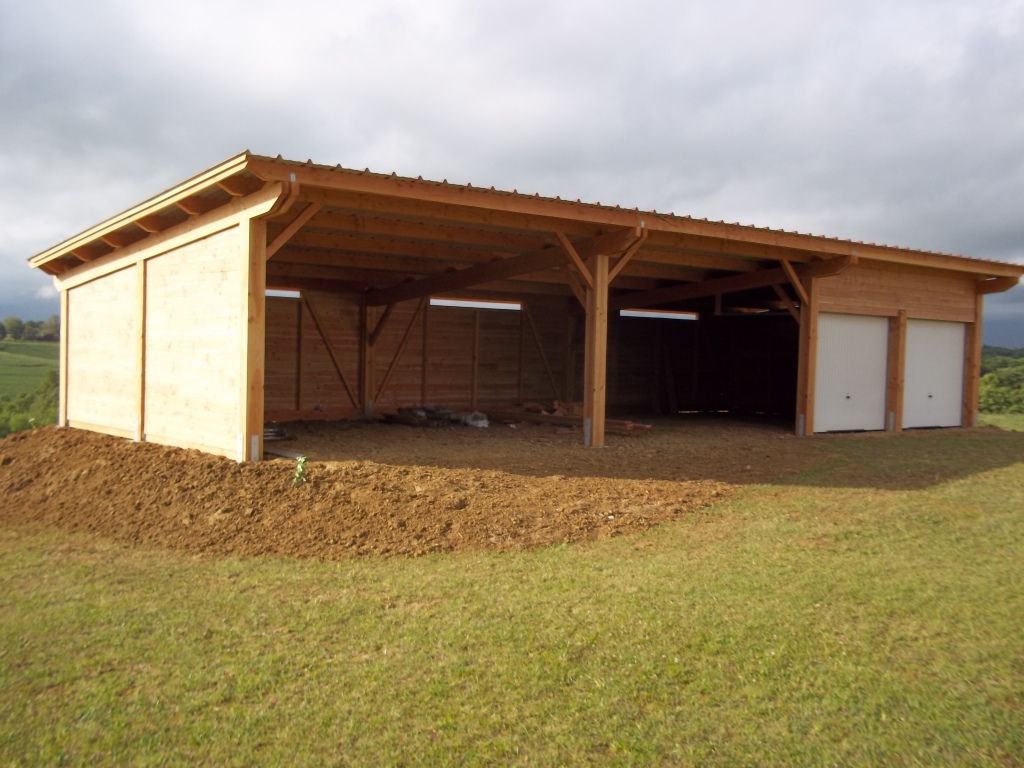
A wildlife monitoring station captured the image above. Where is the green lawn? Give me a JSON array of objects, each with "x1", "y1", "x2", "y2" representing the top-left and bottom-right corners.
[
  {"x1": 2, "y1": 430, "x2": 1023, "y2": 765},
  {"x1": 0, "y1": 340, "x2": 58, "y2": 399},
  {"x1": 981, "y1": 412, "x2": 1024, "y2": 431}
]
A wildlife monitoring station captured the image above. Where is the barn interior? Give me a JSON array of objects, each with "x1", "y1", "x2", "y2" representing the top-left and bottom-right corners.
[{"x1": 254, "y1": 157, "x2": 807, "y2": 435}]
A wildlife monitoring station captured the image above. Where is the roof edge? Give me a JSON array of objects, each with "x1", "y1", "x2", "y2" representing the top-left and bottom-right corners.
[{"x1": 28, "y1": 150, "x2": 253, "y2": 268}]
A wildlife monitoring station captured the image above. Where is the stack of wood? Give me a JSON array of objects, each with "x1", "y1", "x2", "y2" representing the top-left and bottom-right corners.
[{"x1": 490, "y1": 402, "x2": 653, "y2": 435}]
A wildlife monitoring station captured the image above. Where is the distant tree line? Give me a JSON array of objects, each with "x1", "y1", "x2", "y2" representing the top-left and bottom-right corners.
[
  {"x1": 980, "y1": 345, "x2": 1024, "y2": 414},
  {"x1": 0, "y1": 315, "x2": 60, "y2": 341}
]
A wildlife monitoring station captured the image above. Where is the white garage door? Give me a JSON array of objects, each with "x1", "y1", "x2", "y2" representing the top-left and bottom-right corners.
[
  {"x1": 903, "y1": 319, "x2": 965, "y2": 428},
  {"x1": 814, "y1": 313, "x2": 889, "y2": 432}
]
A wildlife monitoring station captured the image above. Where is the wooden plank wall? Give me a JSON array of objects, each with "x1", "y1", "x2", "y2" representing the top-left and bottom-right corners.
[
  {"x1": 144, "y1": 227, "x2": 244, "y2": 455},
  {"x1": 66, "y1": 265, "x2": 138, "y2": 437},
  {"x1": 265, "y1": 294, "x2": 572, "y2": 419},
  {"x1": 267, "y1": 294, "x2": 801, "y2": 423},
  {"x1": 806, "y1": 260, "x2": 982, "y2": 431},
  {"x1": 816, "y1": 260, "x2": 976, "y2": 322}
]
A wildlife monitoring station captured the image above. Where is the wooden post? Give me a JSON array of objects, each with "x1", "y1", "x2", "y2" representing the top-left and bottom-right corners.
[
  {"x1": 421, "y1": 299, "x2": 429, "y2": 404},
  {"x1": 294, "y1": 299, "x2": 303, "y2": 412},
  {"x1": 564, "y1": 309, "x2": 575, "y2": 403},
  {"x1": 886, "y1": 310, "x2": 907, "y2": 432},
  {"x1": 471, "y1": 309, "x2": 480, "y2": 409},
  {"x1": 583, "y1": 252, "x2": 610, "y2": 447},
  {"x1": 963, "y1": 294, "x2": 984, "y2": 427},
  {"x1": 135, "y1": 260, "x2": 147, "y2": 441},
  {"x1": 517, "y1": 308, "x2": 525, "y2": 404},
  {"x1": 58, "y1": 288, "x2": 69, "y2": 427},
  {"x1": 359, "y1": 299, "x2": 375, "y2": 417},
  {"x1": 240, "y1": 218, "x2": 267, "y2": 462},
  {"x1": 795, "y1": 277, "x2": 819, "y2": 436}
]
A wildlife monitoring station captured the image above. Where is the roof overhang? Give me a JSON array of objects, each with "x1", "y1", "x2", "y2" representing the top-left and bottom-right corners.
[{"x1": 29, "y1": 151, "x2": 1024, "y2": 307}]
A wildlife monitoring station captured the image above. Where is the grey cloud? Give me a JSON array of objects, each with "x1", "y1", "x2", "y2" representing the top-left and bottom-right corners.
[{"x1": 0, "y1": 0, "x2": 1021, "y2": 342}]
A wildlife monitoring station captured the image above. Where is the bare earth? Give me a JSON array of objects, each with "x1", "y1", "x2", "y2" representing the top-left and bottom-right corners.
[{"x1": 0, "y1": 419, "x2": 818, "y2": 558}]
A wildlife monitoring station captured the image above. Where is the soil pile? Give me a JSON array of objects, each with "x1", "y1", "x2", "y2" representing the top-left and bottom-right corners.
[{"x1": 0, "y1": 424, "x2": 749, "y2": 558}]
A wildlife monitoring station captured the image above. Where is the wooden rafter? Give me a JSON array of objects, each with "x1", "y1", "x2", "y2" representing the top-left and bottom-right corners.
[
  {"x1": 302, "y1": 209, "x2": 549, "y2": 252},
  {"x1": 363, "y1": 227, "x2": 641, "y2": 306},
  {"x1": 611, "y1": 255, "x2": 856, "y2": 311},
  {"x1": 175, "y1": 196, "x2": 218, "y2": 216},
  {"x1": 217, "y1": 176, "x2": 261, "y2": 197},
  {"x1": 266, "y1": 202, "x2": 323, "y2": 261}
]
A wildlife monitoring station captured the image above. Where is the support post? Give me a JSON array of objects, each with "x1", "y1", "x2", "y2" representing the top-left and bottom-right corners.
[
  {"x1": 886, "y1": 310, "x2": 907, "y2": 432},
  {"x1": 963, "y1": 294, "x2": 984, "y2": 427},
  {"x1": 240, "y1": 218, "x2": 267, "y2": 461},
  {"x1": 421, "y1": 299, "x2": 430, "y2": 404},
  {"x1": 583, "y1": 252, "x2": 610, "y2": 447},
  {"x1": 471, "y1": 309, "x2": 480, "y2": 409},
  {"x1": 795, "y1": 277, "x2": 819, "y2": 436},
  {"x1": 294, "y1": 300, "x2": 303, "y2": 412},
  {"x1": 58, "y1": 288, "x2": 69, "y2": 427},
  {"x1": 135, "y1": 260, "x2": 147, "y2": 441}
]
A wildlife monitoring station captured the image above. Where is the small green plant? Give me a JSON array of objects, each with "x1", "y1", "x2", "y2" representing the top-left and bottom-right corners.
[{"x1": 292, "y1": 455, "x2": 309, "y2": 486}]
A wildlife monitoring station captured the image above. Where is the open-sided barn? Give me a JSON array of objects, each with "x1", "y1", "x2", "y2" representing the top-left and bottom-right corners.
[{"x1": 29, "y1": 152, "x2": 1023, "y2": 461}]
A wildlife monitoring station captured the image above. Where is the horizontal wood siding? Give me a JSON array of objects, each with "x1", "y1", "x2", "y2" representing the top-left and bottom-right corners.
[
  {"x1": 66, "y1": 266, "x2": 137, "y2": 434},
  {"x1": 144, "y1": 227, "x2": 243, "y2": 456},
  {"x1": 816, "y1": 261, "x2": 977, "y2": 322}
]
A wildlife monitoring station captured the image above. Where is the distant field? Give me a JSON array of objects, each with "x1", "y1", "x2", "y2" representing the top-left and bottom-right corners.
[{"x1": 0, "y1": 340, "x2": 58, "y2": 399}]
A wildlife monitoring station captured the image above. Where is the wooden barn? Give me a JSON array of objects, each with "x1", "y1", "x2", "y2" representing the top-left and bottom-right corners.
[{"x1": 29, "y1": 152, "x2": 1023, "y2": 461}]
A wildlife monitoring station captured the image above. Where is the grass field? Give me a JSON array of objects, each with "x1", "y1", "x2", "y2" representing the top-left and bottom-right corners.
[
  {"x1": 0, "y1": 340, "x2": 58, "y2": 399},
  {"x1": 981, "y1": 412, "x2": 1024, "y2": 431},
  {"x1": 2, "y1": 429, "x2": 1023, "y2": 765}
]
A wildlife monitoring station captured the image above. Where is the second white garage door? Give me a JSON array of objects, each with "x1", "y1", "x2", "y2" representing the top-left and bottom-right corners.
[
  {"x1": 814, "y1": 313, "x2": 889, "y2": 432},
  {"x1": 903, "y1": 319, "x2": 965, "y2": 428}
]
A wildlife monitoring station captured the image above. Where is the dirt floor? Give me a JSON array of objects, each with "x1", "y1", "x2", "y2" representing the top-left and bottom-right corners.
[{"x1": 0, "y1": 418, "x2": 819, "y2": 558}]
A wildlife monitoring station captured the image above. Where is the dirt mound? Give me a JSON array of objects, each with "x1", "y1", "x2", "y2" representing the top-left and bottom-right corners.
[{"x1": 0, "y1": 427, "x2": 733, "y2": 558}]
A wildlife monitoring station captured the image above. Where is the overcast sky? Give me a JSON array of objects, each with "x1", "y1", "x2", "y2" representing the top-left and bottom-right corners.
[{"x1": 1, "y1": 0, "x2": 1022, "y2": 343}]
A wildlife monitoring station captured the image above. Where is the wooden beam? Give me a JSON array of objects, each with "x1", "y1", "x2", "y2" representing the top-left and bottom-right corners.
[
  {"x1": 771, "y1": 283, "x2": 800, "y2": 323},
  {"x1": 963, "y1": 294, "x2": 984, "y2": 427},
  {"x1": 100, "y1": 230, "x2": 145, "y2": 249},
  {"x1": 240, "y1": 218, "x2": 267, "y2": 462},
  {"x1": 977, "y1": 276, "x2": 1019, "y2": 294},
  {"x1": 135, "y1": 260, "x2": 147, "y2": 441},
  {"x1": 376, "y1": 298, "x2": 426, "y2": 401},
  {"x1": 795, "y1": 278, "x2": 820, "y2": 436},
  {"x1": 175, "y1": 196, "x2": 219, "y2": 216},
  {"x1": 611, "y1": 255, "x2": 856, "y2": 311},
  {"x1": 266, "y1": 202, "x2": 323, "y2": 260},
  {"x1": 886, "y1": 310, "x2": 907, "y2": 432},
  {"x1": 420, "y1": 300, "x2": 429, "y2": 404},
  {"x1": 369, "y1": 302, "x2": 396, "y2": 346},
  {"x1": 554, "y1": 231, "x2": 593, "y2": 288},
  {"x1": 217, "y1": 176, "x2": 262, "y2": 197},
  {"x1": 471, "y1": 309, "x2": 480, "y2": 409},
  {"x1": 359, "y1": 299, "x2": 374, "y2": 416},
  {"x1": 303, "y1": 294, "x2": 358, "y2": 409},
  {"x1": 294, "y1": 300, "x2": 303, "y2": 412},
  {"x1": 249, "y1": 166, "x2": 1024, "y2": 277},
  {"x1": 608, "y1": 229, "x2": 648, "y2": 284},
  {"x1": 364, "y1": 228, "x2": 641, "y2": 307},
  {"x1": 780, "y1": 258, "x2": 809, "y2": 305},
  {"x1": 58, "y1": 289, "x2": 68, "y2": 427},
  {"x1": 135, "y1": 214, "x2": 177, "y2": 234},
  {"x1": 583, "y1": 253, "x2": 610, "y2": 447}
]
